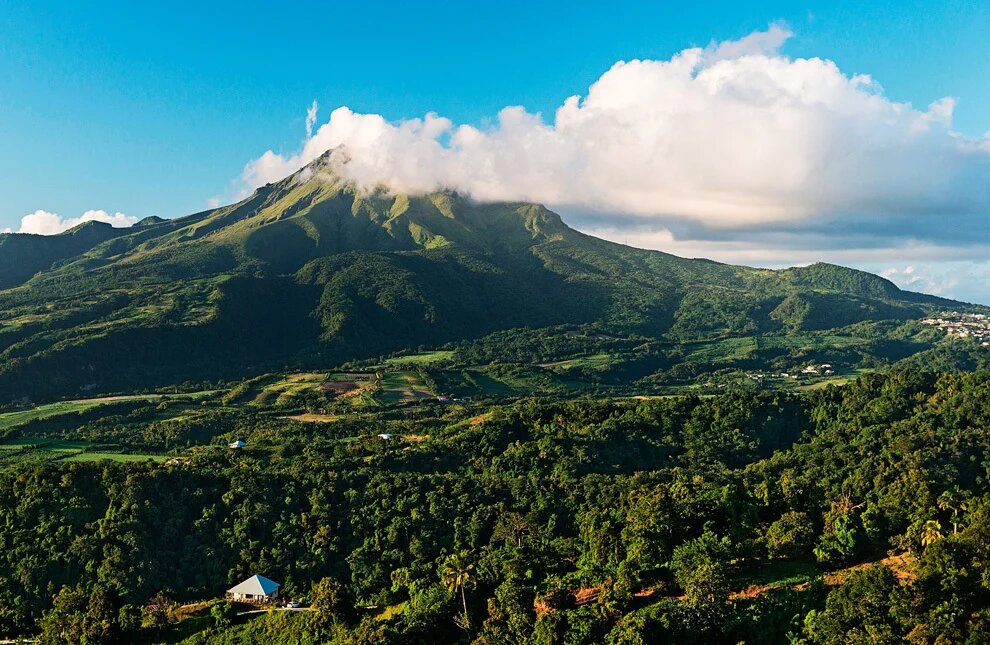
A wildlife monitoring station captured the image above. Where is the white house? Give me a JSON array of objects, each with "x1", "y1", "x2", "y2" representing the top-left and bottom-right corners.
[
  {"x1": 377, "y1": 433, "x2": 393, "y2": 440},
  {"x1": 226, "y1": 574, "x2": 280, "y2": 603},
  {"x1": 229, "y1": 440, "x2": 247, "y2": 449}
]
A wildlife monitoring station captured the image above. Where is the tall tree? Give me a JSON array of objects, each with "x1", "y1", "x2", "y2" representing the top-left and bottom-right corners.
[{"x1": 440, "y1": 552, "x2": 475, "y2": 631}]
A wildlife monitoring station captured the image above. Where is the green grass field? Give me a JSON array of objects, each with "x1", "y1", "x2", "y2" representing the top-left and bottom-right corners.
[
  {"x1": 0, "y1": 437, "x2": 164, "y2": 469},
  {"x1": 60, "y1": 451, "x2": 165, "y2": 463},
  {"x1": 0, "y1": 391, "x2": 217, "y2": 432},
  {"x1": 383, "y1": 350, "x2": 456, "y2": 366},
  {"x1": 684, "y1": 336, "x2": 759, "y2": 363},
  {"x1": 798, "y1": 370, "x2": 870, "y2": 390},
  {"x1": 539, "y1": 353, "x2": 617, "y2": 371}
]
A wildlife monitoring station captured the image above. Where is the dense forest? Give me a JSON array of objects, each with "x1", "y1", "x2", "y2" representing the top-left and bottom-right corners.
[{"x1": 1, "y1": 370, "x2": 988, "y2": 643}]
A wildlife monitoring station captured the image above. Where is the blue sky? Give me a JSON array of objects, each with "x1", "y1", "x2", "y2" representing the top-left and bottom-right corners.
[{"x1": 1, "y1": 1, "x2": 989, "y2": 301}]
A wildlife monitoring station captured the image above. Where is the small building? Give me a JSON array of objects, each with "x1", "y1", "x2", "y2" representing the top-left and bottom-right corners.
[
  {"x1": 377, "y1": 433, "x2": 393, "y2": 440},
  {"x1": 227, "y1": 574, "x2": 281, "y2": 603},
  {"x1": 229, "y1": 440, "x2": 247, "y2": 449}
]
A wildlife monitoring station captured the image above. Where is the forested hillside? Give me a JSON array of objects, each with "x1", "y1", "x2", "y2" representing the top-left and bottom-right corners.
[
  {"x1": 0, "y1": 371, "x2": 988, "y2": 642},
  {"x1": 0, "y1": 152, "x2": 979, "y2": 403}
]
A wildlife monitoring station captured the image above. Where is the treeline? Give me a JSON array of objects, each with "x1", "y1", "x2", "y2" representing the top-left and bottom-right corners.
[{"x1": 0, "y1": 371, "x2": 988, "y2": 642}]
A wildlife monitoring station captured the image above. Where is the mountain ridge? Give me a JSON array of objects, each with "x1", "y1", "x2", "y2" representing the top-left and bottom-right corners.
[{"x1": 0, "y1": 155, "x2": 982, "y2": 402}]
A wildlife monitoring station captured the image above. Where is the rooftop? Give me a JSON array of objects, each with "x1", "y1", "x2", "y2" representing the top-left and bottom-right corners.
[{"x1": 227, "y1": 574, "x2": 280, "y2": 596}]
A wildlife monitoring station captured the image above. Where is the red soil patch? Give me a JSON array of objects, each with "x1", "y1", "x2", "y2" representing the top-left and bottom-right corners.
[
  {"x1": 537, "y1": 553, "x2": 917, "y2": 614},
  {"x1": 321, "y1": 381, "x2": 360, "y2": 395},
  {"x1": 572, "y1": 587, "x2": 600, "y2": 605}
]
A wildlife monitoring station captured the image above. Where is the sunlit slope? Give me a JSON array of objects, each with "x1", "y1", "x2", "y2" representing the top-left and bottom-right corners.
[{"x1": 0, "y1": 153, "x2": 972, "y2": 401}]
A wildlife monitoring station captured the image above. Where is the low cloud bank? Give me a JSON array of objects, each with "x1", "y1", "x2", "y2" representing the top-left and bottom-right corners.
[{"x1": 8, "y1": 209, "x2": 137, "y2": 235}]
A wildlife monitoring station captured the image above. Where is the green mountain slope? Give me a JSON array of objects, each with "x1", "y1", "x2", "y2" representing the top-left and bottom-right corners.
[
  {"x1": 0, "y1": 152, "x2": 979, "y2": 402},
  {"x1": 0, "y1": 221, "x2": 133, "y2": 289}
]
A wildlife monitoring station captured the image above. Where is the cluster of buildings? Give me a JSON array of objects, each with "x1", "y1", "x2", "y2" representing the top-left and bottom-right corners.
[
  {"x1": 743, "y1": 364, "x2": 834, "y2": 383},
  {"x1": 921, "y1": 312, "x2": 990, "y2": 346},
  {"x1": 800, "y1": 364, "x2": 834, "y2": 376},
  {"x1": 436, "y1": 395, "x2": 471, "y2": 403}
]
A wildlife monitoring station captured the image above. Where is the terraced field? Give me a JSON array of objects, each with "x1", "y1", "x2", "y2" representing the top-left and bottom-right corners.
[
  {"x1": 377, "y1": 371, "x2": 434, "y2": 405},
  {"x1": 249, "y1": 372, "x2": 327, "y2": 407}
]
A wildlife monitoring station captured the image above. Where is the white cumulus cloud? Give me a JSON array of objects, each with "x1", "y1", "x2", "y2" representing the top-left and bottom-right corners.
[
  {"x1": 16, "y1": 209, "x2": 138, "y2": 235},
  {"x1": 241, "y1": 23, "x2": 989, "y2": 229}
]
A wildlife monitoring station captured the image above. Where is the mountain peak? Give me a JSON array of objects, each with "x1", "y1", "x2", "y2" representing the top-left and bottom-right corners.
[{"x1": 135, "y1": 215, "x2": 166, "y2": 227}]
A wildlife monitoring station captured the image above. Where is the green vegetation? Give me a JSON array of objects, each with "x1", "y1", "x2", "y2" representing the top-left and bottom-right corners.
[
  {"x1": 384, "y1": 350, "x2": 457, "y2": 366},
  {"x1": 0, "y1": 371, "x2": 986, "y2": 642},
  {"x1": 0, "y1": 396, "x2": 159, "y2": 432},
  {"x1": 0, "y1": 436, "x2": 164, "y2": 468},
  {"x1": 0, "y1": 391, "x2": 218, "y2": 434},
  {"x1": 3, "y1": 155, "x2": 990, "y2": 643}
]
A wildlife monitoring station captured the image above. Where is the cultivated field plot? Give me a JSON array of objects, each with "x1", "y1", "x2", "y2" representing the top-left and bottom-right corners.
[
  {"x1": 0, "y1": 437, "x2": 164, "y2": 469},
  {"x1": 250, "y1": 372, "x2": 327, "y2": 407},
  {"x1": 0, "y1": 391, "x2": 217, "y2": 432},
  {"x1": 317, "y1": 372, "x2": 379, "y2": 409},
  {"x1": 435, "y1": 368, "x2": 516, "y2": 397},
  {"x1": 322, "y1": 372, "x2": 376, "y2": 396},
  {"x1": 797, "y1": 368, "x2": 873, "y2": 391},
  {"x1": 684, "y1": 337, "x2": 759, "y2": 363},
  {"x1": 281, "y1": 412, "x2": 340, "y2": 423},
  {"x1": 538, "y1": 353, "x2": 618, "y2": 371},
  {"x1": 383, "y1": 350, "x2": 456, "y2": 367},
  {"x1": 377, "y1": 371, "x2": 434, "y2": 405}
]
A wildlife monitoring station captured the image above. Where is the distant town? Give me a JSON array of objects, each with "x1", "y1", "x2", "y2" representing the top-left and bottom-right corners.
[{"x1": 922, "y1": 312, "x2": 990, "y2": 346}]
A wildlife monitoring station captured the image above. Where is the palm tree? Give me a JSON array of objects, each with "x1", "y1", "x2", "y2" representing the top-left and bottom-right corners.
[
  {"x1": 937, "y1": 488, "x2": 968, "y2": 534},
  {"x1": 441, "y1": 552, "x2": 475, "y2": 630}
]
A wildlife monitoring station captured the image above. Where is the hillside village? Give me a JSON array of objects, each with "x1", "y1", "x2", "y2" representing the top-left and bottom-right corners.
[{"x1": 922, "y1": 312, "x2": 990, "y2": 345}]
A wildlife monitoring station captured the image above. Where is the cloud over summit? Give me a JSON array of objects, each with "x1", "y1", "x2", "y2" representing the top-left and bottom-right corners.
[
  {"x1": 238, "y1": 24, "x2": 990, "y2": 303},
  {"x1": 242, "y1": 24, "x2": 989, "y2": 230}
]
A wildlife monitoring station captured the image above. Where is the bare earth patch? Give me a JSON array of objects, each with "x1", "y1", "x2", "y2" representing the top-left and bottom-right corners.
[
  {"x1": 539, "y1": 553, "x2": 917, "y2": 613},
  {"x1": 283, "y1": 413, "x2": 339, "y2": 423}
]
